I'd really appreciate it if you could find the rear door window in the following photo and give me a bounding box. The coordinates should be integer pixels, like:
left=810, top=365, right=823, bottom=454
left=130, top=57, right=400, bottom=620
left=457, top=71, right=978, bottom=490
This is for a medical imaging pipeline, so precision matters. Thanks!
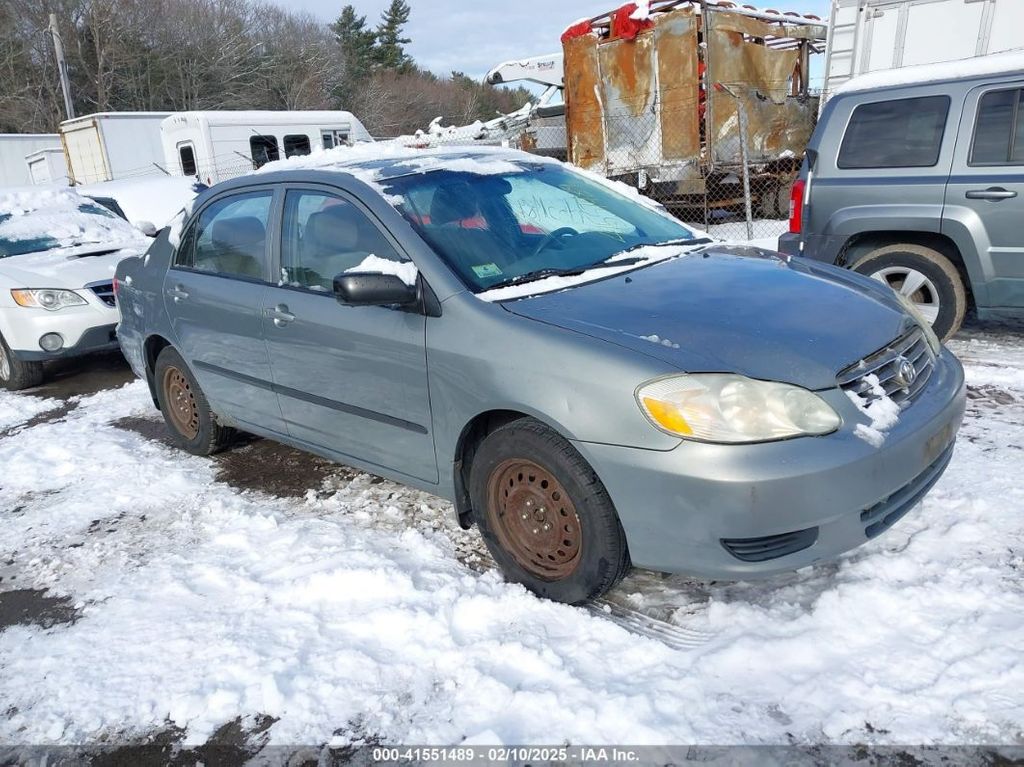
left=178, top=144, right=197, bottom=176
left=175, top=191, right=273, bottom=280
left=837, top=96, right=950, bottom=169
left=970, top=87, right=1024, bottom=165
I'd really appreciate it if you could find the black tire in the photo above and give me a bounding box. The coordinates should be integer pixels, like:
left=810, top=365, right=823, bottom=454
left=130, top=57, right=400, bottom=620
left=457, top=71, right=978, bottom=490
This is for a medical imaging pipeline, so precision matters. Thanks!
left=469, top=418, right=630, bottom=604
left=153, top=346, right=236, bottom=456
left=0, top=332, right=44, bottom=391
left=851, top=244, right=967, bottom=341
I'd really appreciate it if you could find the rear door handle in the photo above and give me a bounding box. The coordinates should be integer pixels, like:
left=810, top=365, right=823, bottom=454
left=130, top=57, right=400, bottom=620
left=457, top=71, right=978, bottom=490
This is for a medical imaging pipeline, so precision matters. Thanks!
left=266, top=304, right=295, bottom=327
left=166, top=285, right=189, bottom=302
left=965, top=187, right=1018, bottom=201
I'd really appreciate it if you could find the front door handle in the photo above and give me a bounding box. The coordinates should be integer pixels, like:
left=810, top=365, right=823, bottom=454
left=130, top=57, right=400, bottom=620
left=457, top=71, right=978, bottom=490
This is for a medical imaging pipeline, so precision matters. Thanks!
left=965, top=187, right=1018, bottom=201
left=166, top=285, right=189, bottom=302
left=266, top=304, right=295, bottom=327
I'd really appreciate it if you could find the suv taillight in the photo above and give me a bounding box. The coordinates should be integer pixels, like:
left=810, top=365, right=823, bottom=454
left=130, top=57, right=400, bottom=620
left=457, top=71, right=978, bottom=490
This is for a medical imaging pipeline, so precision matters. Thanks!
left=788, top=179, right=805, bottom=234
left=111, top=277, right=120, bottom=298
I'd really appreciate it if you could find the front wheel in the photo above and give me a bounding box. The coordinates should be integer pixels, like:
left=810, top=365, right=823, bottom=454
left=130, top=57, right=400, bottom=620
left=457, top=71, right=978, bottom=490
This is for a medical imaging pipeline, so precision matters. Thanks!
left=469, top=418, right=630, bottom=604
left=0, top=333, right=44, bottom=391
left=154, top=346, right=236, bottom=455
left=851, top=244, right=966, bottom=340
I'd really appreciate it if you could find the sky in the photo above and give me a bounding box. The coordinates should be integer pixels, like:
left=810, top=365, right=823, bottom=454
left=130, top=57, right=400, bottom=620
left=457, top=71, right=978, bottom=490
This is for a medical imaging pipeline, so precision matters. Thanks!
left=275, top=0, right=834, bottom=80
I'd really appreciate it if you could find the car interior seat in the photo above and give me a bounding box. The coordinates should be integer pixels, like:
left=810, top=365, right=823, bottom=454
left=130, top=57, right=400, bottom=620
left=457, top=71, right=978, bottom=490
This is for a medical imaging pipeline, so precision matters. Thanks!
left=209, top=216, right=266, bottom=278
left=301, top=206, right=374, bottom=286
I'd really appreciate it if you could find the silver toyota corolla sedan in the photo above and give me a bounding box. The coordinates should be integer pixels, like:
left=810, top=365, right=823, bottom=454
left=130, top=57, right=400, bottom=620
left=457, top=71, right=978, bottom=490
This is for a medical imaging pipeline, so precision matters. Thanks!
left=114, top=146, right=966, bottom=603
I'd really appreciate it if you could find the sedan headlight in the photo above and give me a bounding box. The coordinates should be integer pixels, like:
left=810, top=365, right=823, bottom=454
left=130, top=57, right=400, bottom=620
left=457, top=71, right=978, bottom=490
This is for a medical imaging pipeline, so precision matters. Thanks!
left=893, top=291, right=941, bottom=355
left=11, top=289, right=88, bottom=311
left=637, top=373, right=841, bottom=443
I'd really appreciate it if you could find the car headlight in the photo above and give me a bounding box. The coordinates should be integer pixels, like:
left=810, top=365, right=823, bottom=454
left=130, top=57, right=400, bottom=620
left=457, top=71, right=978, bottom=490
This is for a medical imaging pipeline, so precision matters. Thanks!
left=637, top=373, right=841, bottom=443
left=11, top=289, right=88, bottom=311
left=893, top=291, right=941, bottom=354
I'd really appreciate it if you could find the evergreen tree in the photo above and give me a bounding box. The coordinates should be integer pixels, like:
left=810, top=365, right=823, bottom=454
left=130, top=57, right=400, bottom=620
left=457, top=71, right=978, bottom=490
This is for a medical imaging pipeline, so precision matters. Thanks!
left=332, top=5, right=377, bottom=76
left=374, top=0, right=412, bottom=72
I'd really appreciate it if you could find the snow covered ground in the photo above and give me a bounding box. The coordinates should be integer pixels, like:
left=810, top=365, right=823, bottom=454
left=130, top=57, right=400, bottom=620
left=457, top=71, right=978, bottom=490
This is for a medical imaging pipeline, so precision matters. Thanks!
left=0, top=320, right=1022, bottom=751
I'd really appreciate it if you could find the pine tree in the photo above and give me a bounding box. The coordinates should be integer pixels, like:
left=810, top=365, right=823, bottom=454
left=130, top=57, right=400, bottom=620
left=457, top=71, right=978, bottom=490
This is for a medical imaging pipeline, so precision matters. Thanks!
left=374, top=0, right=413, bottom=72
left=332, top=6, right=378, bottom=74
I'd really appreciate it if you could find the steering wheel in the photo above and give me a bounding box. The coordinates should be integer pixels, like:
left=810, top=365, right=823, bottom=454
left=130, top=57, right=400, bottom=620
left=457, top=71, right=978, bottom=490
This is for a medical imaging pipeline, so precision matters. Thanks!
left=529, top=227, right=580, bottom=258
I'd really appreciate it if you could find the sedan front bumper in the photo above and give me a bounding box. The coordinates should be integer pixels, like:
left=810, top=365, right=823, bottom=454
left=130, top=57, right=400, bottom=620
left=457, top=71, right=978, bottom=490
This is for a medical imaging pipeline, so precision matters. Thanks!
left=573, top=349, right=966, bottom=578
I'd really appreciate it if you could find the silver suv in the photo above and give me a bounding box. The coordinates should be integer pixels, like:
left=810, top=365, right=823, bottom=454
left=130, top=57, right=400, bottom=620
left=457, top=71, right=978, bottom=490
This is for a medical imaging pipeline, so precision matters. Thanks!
left=778, top=51, right=1024, bottom=339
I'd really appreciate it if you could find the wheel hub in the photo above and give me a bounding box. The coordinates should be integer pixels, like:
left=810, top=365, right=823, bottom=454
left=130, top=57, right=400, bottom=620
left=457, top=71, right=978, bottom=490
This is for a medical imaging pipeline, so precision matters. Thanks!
left=487, top=459, right=582, bottom=580
left=869, top=266, right=941, bottom=324
left=163, top=366, right=200, bottom=439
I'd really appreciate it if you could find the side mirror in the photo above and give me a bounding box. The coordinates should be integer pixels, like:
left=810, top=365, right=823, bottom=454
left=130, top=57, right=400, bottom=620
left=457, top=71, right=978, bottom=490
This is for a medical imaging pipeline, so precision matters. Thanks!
left=333, top=272, right=419, bottom=307
left=134, top=220, right=158, bottom=237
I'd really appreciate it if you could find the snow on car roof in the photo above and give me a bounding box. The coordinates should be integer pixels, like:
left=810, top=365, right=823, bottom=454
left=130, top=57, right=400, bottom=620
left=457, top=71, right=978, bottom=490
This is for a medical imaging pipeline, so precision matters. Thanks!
left=0, top=186, right=145, bottom=252
left=833, top=48, right=1024, bottom=96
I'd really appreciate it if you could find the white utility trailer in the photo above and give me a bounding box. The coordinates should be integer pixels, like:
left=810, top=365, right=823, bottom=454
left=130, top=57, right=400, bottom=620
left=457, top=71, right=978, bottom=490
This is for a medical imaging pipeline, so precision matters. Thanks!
left=160, top=111, right=373, bottom=186
left=823, top=0, right=1024, bottom=98
left=25, top=147, right=69, bottom=186
left=0, top=134, right=61, bottom=187
left=59, top=113, right=171, bottom=185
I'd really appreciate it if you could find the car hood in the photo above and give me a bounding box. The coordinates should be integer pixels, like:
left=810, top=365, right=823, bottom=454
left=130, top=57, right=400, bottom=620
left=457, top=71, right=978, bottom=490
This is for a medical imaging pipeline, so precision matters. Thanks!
left=502, top=245, right=917, bottom=390
left=0, top=242, right=145, bottom=289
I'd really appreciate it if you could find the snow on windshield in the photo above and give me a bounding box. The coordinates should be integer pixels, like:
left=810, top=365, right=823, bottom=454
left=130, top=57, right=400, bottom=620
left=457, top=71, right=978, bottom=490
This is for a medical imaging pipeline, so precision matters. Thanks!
left=0, top=187, right=144, bottom=257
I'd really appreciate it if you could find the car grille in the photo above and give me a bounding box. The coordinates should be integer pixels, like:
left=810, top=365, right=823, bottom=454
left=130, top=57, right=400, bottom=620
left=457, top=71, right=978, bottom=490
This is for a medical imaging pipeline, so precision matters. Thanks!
left=89, top=281, right=116, bottom=307
left=836, top=327, right=935, bottom=408
left=721, top=527, right=818, bottom=562
left=860, top=442, right=955, bottom=538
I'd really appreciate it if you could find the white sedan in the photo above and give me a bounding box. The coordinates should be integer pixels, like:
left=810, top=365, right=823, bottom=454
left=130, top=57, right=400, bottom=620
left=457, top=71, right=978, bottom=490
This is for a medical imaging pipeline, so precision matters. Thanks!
left=0, top=187, right=148, bottom=390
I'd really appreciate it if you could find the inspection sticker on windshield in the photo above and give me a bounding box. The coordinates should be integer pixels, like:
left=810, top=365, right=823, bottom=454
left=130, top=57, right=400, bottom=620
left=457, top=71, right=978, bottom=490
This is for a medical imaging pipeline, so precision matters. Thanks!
left=471, top=263, right=503, bottom=278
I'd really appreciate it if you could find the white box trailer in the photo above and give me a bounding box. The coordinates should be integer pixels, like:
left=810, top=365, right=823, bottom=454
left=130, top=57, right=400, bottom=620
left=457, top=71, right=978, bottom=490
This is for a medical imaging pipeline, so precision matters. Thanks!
left=823, top=0, right=1024, bottom=98
left=59, top=112, right=171, bottom=185
left=0, top=134, right=61, bottom=187
left=25, top=147, right=69, bottom=186
left=160, top=111, right=373, bottom=186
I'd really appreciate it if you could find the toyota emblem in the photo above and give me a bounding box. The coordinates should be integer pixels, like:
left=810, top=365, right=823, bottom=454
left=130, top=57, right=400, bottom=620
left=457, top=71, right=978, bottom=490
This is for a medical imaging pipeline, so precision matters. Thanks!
left=894, top=357, right=917, bottom=389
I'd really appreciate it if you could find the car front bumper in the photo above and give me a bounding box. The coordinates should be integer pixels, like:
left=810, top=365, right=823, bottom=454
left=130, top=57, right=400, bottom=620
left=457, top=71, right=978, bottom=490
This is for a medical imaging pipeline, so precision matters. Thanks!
left=573, top=348, right=966, bottom=578
left=0, top=300, right=120, bottom=362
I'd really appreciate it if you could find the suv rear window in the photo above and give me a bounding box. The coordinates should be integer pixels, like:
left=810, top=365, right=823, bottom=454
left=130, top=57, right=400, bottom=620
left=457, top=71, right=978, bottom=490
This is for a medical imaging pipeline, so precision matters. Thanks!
left=837, top=96, right=950, bottom=169
left=970, top=88, right=1024, bottom=165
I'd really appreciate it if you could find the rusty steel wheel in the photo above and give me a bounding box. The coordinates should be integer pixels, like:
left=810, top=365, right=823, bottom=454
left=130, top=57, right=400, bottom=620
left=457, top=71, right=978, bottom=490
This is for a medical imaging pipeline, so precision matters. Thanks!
left=162, top=365, right=200, bottom=440
left=470, top=418, right=630, bottom=603
left=486, top=458, right=583, bottom=580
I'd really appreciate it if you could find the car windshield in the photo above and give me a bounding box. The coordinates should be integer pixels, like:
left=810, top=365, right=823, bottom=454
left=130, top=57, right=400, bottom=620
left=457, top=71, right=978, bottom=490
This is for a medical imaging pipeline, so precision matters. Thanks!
left=0, top=199, right=128, bottom=258
left=380, top=163, right=699, bottom=292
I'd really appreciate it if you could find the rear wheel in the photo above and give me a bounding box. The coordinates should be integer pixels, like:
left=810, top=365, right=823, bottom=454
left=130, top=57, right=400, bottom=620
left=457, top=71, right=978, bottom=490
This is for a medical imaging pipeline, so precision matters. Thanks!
left=469, top=418, right=630, bottom=604
left=154, top=346, right=235, bottom=455
left=851, top=244, right=967, bottom=340
left=0, top=333, right=44, bottom=391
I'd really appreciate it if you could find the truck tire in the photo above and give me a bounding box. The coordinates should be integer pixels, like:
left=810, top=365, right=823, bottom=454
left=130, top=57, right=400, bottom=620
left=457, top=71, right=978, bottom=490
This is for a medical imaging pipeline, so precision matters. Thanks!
left=469, top=417, right=630, bottom=604
left=154, top=346, right=236, bottom=455
left=851, top=244, right=967, bottom=340
left=0, top=333, right=44, bottom=391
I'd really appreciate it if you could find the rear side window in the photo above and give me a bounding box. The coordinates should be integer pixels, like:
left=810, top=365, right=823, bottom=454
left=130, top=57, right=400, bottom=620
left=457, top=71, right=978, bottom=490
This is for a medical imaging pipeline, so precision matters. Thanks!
left=284, top=135, right=311, bottom=158
left=249, top=136, right=279, bottom=168
left=178, top=144, right=197, bottom=176
left=970, top=88, right=1024, bottom=165
left=174, top=191, right=273, bottom=280
left=837, top=96, right=950, bottom=169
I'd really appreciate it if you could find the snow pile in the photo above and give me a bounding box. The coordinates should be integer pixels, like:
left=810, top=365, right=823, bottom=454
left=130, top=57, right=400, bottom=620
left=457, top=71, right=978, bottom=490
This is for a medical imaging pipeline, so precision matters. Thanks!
left=0, top=187, right=145, bottom=253
left=846, top=373, right=901, bottom=448
left=833, top=48, right=1024, bottom=96
left=345, top=254, right=419, bottom=287
left=0, top=391, right=59, bottom=431
left=75, top=177, right=202, bottom=229
left=640, top=334, right=680, bottom=349
left=0, top=324, right=1022, bottom=746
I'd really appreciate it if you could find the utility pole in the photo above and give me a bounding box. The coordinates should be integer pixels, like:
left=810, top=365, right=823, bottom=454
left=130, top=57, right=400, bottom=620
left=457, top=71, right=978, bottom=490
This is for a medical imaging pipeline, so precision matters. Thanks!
left=48, top=13, right=75, bottom=120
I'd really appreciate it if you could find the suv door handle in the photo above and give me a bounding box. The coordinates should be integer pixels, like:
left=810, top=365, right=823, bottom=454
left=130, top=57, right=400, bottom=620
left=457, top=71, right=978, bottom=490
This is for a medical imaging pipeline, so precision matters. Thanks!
left=965, top=187, right=1018, bottom=201
left=166, top=285, right=189, bottom=302
left=266, top=304, right=295, bottom=327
